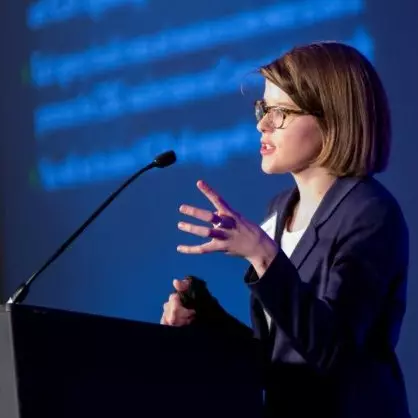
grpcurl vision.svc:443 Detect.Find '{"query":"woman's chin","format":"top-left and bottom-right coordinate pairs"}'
top-left (261, 159), bottom-right (287, 174)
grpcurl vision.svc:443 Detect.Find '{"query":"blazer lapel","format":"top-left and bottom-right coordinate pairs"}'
top-left (272, 176), bottom-right (364, 270)
top-left (273, 188), bottom-right (299, 242)
top-left (289, 226), bottom-right (318, 269)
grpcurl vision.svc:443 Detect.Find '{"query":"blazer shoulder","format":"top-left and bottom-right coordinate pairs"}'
top-left (350, 177), bottom-right (405, 221)
top-left (340, 177), bottom-right (409, 259)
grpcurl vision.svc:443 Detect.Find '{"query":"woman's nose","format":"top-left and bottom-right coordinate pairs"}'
top-left (256, 116), bottom-right (271, 133)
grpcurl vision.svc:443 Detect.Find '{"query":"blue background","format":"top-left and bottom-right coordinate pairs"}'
top-left (1, 0), bottom-right (417, 413)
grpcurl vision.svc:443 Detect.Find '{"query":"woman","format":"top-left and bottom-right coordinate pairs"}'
top-left (160, 42), bottom-right (410, 418)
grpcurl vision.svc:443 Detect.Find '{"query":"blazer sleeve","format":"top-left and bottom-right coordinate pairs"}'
top-left (187, 281), bottom-right (254, 340)
top-left (244, 197), bottom-right (408, 373)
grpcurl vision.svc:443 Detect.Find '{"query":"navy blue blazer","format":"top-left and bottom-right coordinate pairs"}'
top-left (241, 175), bottom-right (410, 418)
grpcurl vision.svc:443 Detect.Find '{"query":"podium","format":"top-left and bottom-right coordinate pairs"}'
top-left (0, 303), bottom-right (263, 418)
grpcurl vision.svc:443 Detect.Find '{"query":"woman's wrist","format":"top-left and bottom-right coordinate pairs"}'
top-left (246, 239), bottom-right (279, 278)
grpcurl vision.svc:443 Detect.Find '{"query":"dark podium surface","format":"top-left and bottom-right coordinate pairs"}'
top-left (0, 303), bottom-right (263, 418)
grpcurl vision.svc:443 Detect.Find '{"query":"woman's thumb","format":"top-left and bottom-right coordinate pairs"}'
top-left (173, 278), bottom-right (190, 292)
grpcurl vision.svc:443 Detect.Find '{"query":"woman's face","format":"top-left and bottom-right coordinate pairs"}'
top-left (257, 80), bottom-right (323, 175)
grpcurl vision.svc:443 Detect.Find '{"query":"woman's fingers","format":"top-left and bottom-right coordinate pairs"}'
top-left (177, 222), bottom-right (228, 239)
top-left (161, 293), bottom-right (196, 326)
top-left (196, 180), bottom-right (235, 215)
top-left (177, 239), bottom-right (226, 254)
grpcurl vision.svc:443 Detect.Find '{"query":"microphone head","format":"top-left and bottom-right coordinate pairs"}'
top-left (154, 150), bottom-right (177, 168)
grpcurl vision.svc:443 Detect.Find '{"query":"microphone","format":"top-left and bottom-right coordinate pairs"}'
top-left (154, 150), bottom-right (176, 168)
top-left (6, 150), bottom-right (177, 306)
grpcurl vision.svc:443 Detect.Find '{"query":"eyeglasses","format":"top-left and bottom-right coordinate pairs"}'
top-left (254, 99), bottom-right (313, 129)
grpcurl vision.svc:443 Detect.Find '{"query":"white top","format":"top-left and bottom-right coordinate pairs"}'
top-left (280, 227), bottom-right (306, 258)
top-left (263, 224), bottom-right (306, 329)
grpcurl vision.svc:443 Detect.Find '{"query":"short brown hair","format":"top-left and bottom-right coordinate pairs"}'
top-left (259, 42), bottom-right (391, 176)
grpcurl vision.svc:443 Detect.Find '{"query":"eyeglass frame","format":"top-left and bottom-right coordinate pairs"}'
top-left (254, 99), bottom-right (320, 129)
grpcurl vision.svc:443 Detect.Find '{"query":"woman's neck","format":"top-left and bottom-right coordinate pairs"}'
top-left (287, 167), bottom-right (337, 232)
